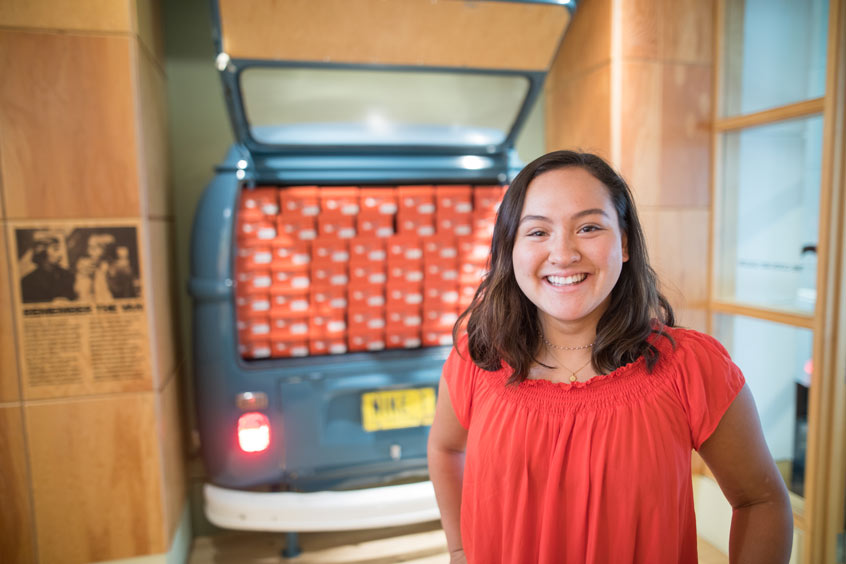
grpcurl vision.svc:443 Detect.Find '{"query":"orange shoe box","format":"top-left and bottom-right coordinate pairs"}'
top-left (436, 185), bottom-right (473, 214)
top-left (310, 314), bottom-right (347, 339)
top-left (350, 261), bottom-right (386, 285)
top-left (278, 216), bottom-right (317, 241)
top-left (423, 309), bottom-right (459, 332)
top-left (422, 328), bottom-right (453, 347)
top-left (269, 287), bottom-right (309, 316)
top-left (237, 270), bottom-right (273, 293)
top-left (473, 185), bottom-right (504, 214)
top-left (271, 239), bottom-right (311, 270)
top-left (350, 237), bottom-right (387, 262)
top-left (320, 187), bottom-right (360, 216)
top-left (348, 330), bottom-right (387, 352)
top-left (270, 314), bottom-right (310, 341)
top-left (437, 215), bottom-right (473, 236)
top-left (424, 261), bottom-right (459, 282)
top-left (269, 267), bottom-right (310, 292)
top-left (397, 212), bottom-right (435, 237)
top-left (360, 187), bottom-right (398, 215)
top-left (386, 306), bottom-right (423, 330)
top-left (238, 210), bottom-right (277, 241)
top-left (310, 286), bottom-right (347, 315)
top-left (280, 186), bottom-right (319, 217)
top-left (397, 185), bottom-right (435, 214)
top-left (240, 338), bottom-right (272, 359)
top-left (386, 280), bottom-right (423, 306)
top-left (348, 306), bottom-right (386, 331)
top-left (241, 187), bottom-right (280, 215)
top-left (386, 259), bottom-right (423, 285)
top-left (422, 234), bottom-right (458, 261)
top-left (271, 339), bottom-right (309, 358)
top-left (237, 314), bottom-right (271, 341)
top-left (403, 263), bottom-right (425, 284)
top-left (356, 214), bottom-right (394, 238)
top-left (312, 237), bottom-right (349, 264)
top-left (236, 239), bottom-right (273, 270)
top-left (386, 329), bottom-right (422, 349)
top-left (310, 336), bottom-right (348, 356)
top-left (471, 214), bottom-right (496, 240)
top-left (387, 234), bottom-right (422, 261)
top-left (317, 214), bottom-right (356, 239)
top-left (385, 280), bottom-right (423, 306)
top-left (236, 293), bottom-right (271, 317)
top-left (458, 236), bottom-right (491, 264)
top-left (348, 283), bottom-right (386, 308)
top-left (423, 282), bottom-right (459, 308)
top-left (310, 262), bottom-right (349, 288)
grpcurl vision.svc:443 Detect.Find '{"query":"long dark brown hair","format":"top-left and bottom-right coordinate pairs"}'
top-left (454, 150), bottom-right (675, 383)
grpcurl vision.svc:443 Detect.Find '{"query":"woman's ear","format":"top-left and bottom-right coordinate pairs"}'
top-left (622, 232), bottom-right (630, 262)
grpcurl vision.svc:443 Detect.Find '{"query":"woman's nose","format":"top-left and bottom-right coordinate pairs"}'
top-left (547, 234), bottom-right (579, 264)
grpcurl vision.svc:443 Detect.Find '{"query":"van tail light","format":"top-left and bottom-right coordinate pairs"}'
top-left (238, 412), bottom-right (270, 453)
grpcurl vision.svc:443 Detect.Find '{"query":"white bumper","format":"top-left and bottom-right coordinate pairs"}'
top-left (204, 480), bottom-right (441, 532)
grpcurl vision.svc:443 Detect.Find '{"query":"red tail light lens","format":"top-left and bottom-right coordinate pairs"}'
top-left (238, 412), bottom-right (270, 453)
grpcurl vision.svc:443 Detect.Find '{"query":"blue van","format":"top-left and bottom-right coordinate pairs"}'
top-left (189, 0), bottom-right (574, 554)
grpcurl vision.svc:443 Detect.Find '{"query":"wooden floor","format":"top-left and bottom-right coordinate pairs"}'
top-left (188, 520), bottom-right (729, 563)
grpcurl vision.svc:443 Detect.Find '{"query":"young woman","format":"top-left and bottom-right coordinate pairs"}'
top-left (427, 151), bottom-right (793, 563)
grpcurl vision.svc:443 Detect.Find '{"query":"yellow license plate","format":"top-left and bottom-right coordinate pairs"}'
top-left (361, 387), bottom-right (436, 432)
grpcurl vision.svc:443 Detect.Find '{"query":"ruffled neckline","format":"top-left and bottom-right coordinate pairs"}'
top-left (520, 354), bottom-right (648, 390)
top-left (483, 336), bottom-right (678, 413)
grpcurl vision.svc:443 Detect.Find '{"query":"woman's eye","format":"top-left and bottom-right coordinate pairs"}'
top-left (527, 229), bottom-right (546, 237)
top-left (579, 225), bottom-right (601, 234)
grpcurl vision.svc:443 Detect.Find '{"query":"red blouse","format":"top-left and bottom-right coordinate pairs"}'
top-left (443, 327), bottom-right (744, 564)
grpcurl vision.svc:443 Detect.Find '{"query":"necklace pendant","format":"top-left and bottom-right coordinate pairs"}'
top-left (569, 374), bottom-right (577, 383)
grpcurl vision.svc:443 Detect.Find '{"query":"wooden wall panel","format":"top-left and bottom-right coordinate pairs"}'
top-left (137, 44), bottom-right (171, 218)
top-left (0, 223), bottom-right (21, 403)
top-left (26, 393), bottom-right (166, 563)
top-left (547, 0), bottom-right (612, 82)
top-left (219, 0), bottom-right (569, 71)
top-left (0, 31), bottom-right (140, 219)
top-left (660, 63), bottom-right (712, 208)
top-left (545, 66), bottom-right (612, 158)
top-left (618, 61), bottom-right (662, 205)
top-left (620, 0), bottom-right (660, 59)
top-left (0, 406), bottom-right (36, 564)
top-left (0, 0), bottom-right (132, 33)
top-left (660, 0), bottom-right (714, 64)
top-left (148, 219), bottom-right (180, 389)
top-left (640, 208), bottom-right (709, 311)
top-left (158, 374), bottom-right (187, 540)
top-left (618, 62), bottom-right (711, 208)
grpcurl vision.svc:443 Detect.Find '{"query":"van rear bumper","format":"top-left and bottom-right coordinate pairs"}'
top-left (204, 480), bottom-right (440, 531)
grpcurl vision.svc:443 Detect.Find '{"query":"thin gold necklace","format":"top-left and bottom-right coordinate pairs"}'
top-left (540, 332), bottom-right (594, 351)
top-left (544, 342), bottom-right (593, 383)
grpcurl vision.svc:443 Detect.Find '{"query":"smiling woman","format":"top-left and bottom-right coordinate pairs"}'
top-left (427, 150), bottom-right (794, 564)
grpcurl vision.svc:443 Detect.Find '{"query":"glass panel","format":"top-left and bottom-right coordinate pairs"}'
top-left (240, 67), bottom-right (530, 148)
top-left (715, 115), bottom-right (823, 311)
top-left (713, 314), bottom-right (812, 496)
top-left (722, 0), bottom-right (828, 117)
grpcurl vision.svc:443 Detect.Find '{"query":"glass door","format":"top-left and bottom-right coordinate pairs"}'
top-left (712, 0), bottom-right (846, 561)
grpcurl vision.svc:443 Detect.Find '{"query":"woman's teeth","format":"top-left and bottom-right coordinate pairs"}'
top-left (546, 274), bottom-right (587, 286)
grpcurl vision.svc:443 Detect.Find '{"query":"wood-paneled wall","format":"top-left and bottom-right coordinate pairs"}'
top-left (0, 1), bottom-right (184, 562)
top-left (546, 0), bottom-right (713, 331)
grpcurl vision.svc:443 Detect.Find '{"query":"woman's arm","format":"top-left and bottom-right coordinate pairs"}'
top-left (698, 384), bottom-right (794, 563)
top-left (427, 375), bottom-right (469, 562)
